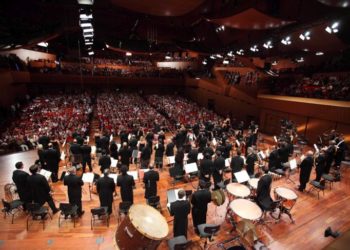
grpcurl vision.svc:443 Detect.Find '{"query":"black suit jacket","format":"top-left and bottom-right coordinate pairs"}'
top-left (12, 170), bottom-right (31, 202)
top-left (28, 173), bottom-right (51, 205)
top-left (170, 200), bottom-right (191, 237)
top-left (81, 145), bottom-right (92, 160)
top-left (99, 155), bottom-right (111, 172)
top-left (231, 156), bottom-right (244, 173)
top-left (96, 176), bottom-right (115, 206)
top-left (64, 174), bottom-right (83, 202)
top-left (256, 174), bottom-right (273, 210)
top-left (117, 174), bottom-right (135, 203)
top-left (143, 170), bottom-right (159, 198)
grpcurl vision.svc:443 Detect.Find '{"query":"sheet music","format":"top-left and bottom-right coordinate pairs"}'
top-left (110, 158), bottom-right (118, 167)
top-left (225, 158), bottom-right (231, 167)
top-left (166, 189), bottom-right (186, 210)
top-left (234, 170), bottom-right (250, 183)
top-left (167, 156), bottom-right (175, 164)
top-left (101, 173), bottom-right (118, 183)
top-left (91, 145), bottom-right (96, 154)
top-left (289, 158), bottom-right (297, 170)
top-left (258, 151), bottom-right (266, 160)
top-left (198, 153), bottom-right (204, 160)
top-left (127, 171), bottom-right (138, 180)
top-left (184, 162), bottom-right (198, 174)
top-left (82, 172), bottom-right (94, 183)
top-left (39, 169), bottom-right (52, 181)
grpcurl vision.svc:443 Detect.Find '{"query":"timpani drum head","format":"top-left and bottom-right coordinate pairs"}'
top-left (229, 199), bottom-right (262, 221)
top-left (248, 178), bottom-right (259, 190)
top-left (226, 183), bottom-right (251, 198)
top-left (275, 187), bottom-right (298, 200)
top-left (129, 204), bottom-right (169, 240)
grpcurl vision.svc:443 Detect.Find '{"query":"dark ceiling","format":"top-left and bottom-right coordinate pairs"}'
top-left (0, 0), bottom-right (349, 59)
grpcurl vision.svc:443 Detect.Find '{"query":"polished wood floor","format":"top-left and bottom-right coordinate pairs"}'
top-left (0, 138), bottom-right (349, 250)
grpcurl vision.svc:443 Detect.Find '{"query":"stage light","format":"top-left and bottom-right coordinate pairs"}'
top-left (325, 22), bottom-right (339, 33)
top-left (80, 14), bottom-right (93, 20)
top-left (202, 59), bottom-right (207, 65)
top-left (126, 52), bottom-right (132, 57)
top-left (281, 36), bottom-right (291, 45)
top-left (77, 0), bottom-right (94, 5)
top-left (105, 44), bottom-right (109, 48)
top-left (88, 51), bottom-right (94, 55)
top-left (299, 31), bottom-right (311, 40)
top-left (80, 22), bottom-right (92, 28)
top-left (216, 25), bottom-right (225, 32)
top-left (216, 54), bottom-right (223, 58)
top-left (236, 49), bottom-right (244, 55)
top-left (250, 45), bottom-right (259, 52)
top-left (316, 51), bottom-right (324, 56)
top-left (303, 48), bottom-right (309, 52)
top-left (37, 42), bottom-right (49, 47)
top-left (263, 41), bottom-right (273, 49)
top-left (271, 60), bottom-right (277, 65)
top-left (83, 28), bottom-right (94, 33)
top-left (210, 55), bottom-right (216, 59)
top-left (227, 51), bottom-right (234, 57)
top-left (296, 57), bottom-right (304, 63)
top-left (85, 42), bottom-right (93, 45)
top-left (223, 59), bottom-right (229, 65)
top-left (83, 33), bottom-right (94, 38)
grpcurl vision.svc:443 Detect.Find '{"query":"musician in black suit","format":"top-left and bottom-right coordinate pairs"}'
top-left (335, 135), bottom-right (346, 168)
top-left (143, 165), bottom-right (159, 199)
top-left (268, 146), bottom-right (281, 171)
top-left (246, 147), bottom-right (258, 177)
top-left (38, 135), bottom-right (50, 149)
top-left (118, 142), bottom-right (131, 169)
top-left (165, 139), bottom-right (175, 157)
top-left (12, 162), bottom-right (31, 208)
top-left (278, 142), bottom-right (290, 164)
top-left (213, 151), bottom-right (225, 189)
top-left (43, 143), bottom-right (60, 182)
top-left (187, 147), bottom-right (198, 164)
top-left (170, 189), bottom-right (191, 238)
top-left (314, 150), bottom-right (326, 182)
top-left (140, 143), bottom-right (151, 169)
top-left (37, 144), bottom-right (46, 169)
top-left (27, 164), bottom-right (59, 213)
top-left (325, 141), bottom-right (336, 174)
top-left (256, 166), bottom-right (273, 210)
top-left (298, 151), bottom-right (314, 192)
top-left (231, 149), bottom-right (244, 181)
top-left (99, 151), bottom-right (111, 173)
top-left (154, 140), bottom-right (165, 169)
top-left (199, 153), bottom-right (213, 183)
top-left (81, 140), bottom-right (92, 172)
top-left (117, 166), bottom-right (135, 204)
top-left (96, 169), bottom-right (116, 214)
top-left (191, 180), bottom-right (212, 234)
top-left (63, 167), bottom-right (84, 216)
top-left (70, 139), bottom-right (82, 164)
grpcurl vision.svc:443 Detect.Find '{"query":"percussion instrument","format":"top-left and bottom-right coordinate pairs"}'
top-left (226, 183), bottom-right (250, 199)
top-left (115, 204), bottom-right (168, 250)
top-left (229, 199), bottom-right (262, 221)
top-left (274, 187), bottom-right (298, 223)
top-left (211, 189), bottom-right (226, 206)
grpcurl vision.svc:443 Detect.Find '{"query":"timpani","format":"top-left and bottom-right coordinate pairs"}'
top-left (274, 187), bottom-right (298, 223)
top-left (226, 183), bottom-right (251, 200)
top-left (229, 199), bottom-right (262, 222)
top-left (115, 204), bottom-right (169, 250)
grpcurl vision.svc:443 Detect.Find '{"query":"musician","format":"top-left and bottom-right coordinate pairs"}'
top-left (38, 135), bottom-right (50, 149)
top-left (199, 153), bottom-right (213, 183)
top-left (43, 143), bottom-right (60, 182)
top-left (154, 139), bottom-right (165, 169)
top-left (325, 141), bottom-right (336, 174)
top-left (245, 131), bottom-right (254, 156)
top-left (187, 147), bottom-right (198, 164)
top-left (118, 142), bottom-right (131, 169)
top-left (213, 150), bottom-right (225, 189)
top-left (256, 166), bottom-right (273, 211)
top-left (12, 162), bottom-right (31, 209)
top-left (140, 143), bottom-right (152, 169)
top-left (231, 149), bottom-right (244, 181)
top-left (335, 135), bottom-right (347, 168)
top-left (37, 144), bottom-right (46, 169)
top-left (246, 147), bottom-right (258, 177)
top-left (145, 131), bottom-right (154, 152)
top-left (27, 164), bottom-right (59, 214)
top-left (100, 133), bottom-right (110, 153)
top-left (128, 135), bottom-right (138, 164)
top-left (170, 189), bottom-right (191, 238)
top-left (99, 150), bottom-right (111, 173)
top-left (222, 139), bottom-right (232, 159)
top-left (268, 146), bottom-right (281, 171)
top-left (203, 142), bottom-right (214, 157)
top-left (117, 166), bottom-right (135, 204)
top-left (315, 150), bottom-right (326, 182)
top-left (165, 139), bottom-right (175, 157)
top-left (96, 169), bottom-right (115, 214)
top-left (191, 180), bottom-right (212, 234)
top-left (143, 165), bottom-right (159, 199)
top-left (298, 151), bottom-right (314, 192)
top-left (278, 142), bottom-right (290, 165)
top-left (63, 167), bottom-right (84, 216)
top-left (110, 141), bottom-right (119, 160)
top-left (70, 139), bottom-right (82, 164)
top-left (119, 129), bottom-right (129, 144)
top-left (81, 140), bottom-right (92, 173)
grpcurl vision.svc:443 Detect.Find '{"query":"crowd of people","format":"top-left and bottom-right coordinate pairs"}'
top-left (272, 74), bottom-right (350, 100)
top-left (0, 54), bottom-right (27, 71)
top-left (0, 93), bottom-right (92, 153)
top-left (224, 70), bottom-right (259, 87)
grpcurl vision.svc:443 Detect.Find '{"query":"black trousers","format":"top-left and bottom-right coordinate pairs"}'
top-left (82, 158), bottom-right (92, 172)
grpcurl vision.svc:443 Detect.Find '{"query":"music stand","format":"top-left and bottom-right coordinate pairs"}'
top-left (39, 169), bottom-right (52, 181)
top-left (167, 156), bottom-right (175, 166)
top-left (234, 170), bottom-right (250, 184)
top-left (82, 172), bottom-right (94, 200)
top-left (286, 159), bottom-right (297, 184)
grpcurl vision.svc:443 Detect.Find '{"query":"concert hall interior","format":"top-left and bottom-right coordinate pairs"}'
top-left (1, 0), bottom-right (350, 250)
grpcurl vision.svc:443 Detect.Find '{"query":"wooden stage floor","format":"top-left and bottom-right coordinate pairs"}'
top-left (0, 149), bottom-right (349, 250)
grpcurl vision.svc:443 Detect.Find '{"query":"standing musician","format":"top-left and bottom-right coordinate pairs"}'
top-left (117, 166), bottom-right (135, 204)
top-left (335, 134), bottom-right (347, 168)
top-left (96, 169), bottom-right (115, 214)
top-left (213, 150), bottom-right (225, 189)
top-left (191, 180), bottom-right (212, 234)
top-left (199, 153), bottom-right (213, 183)
top-left (63, 167), bottom-right (84, 216)
top-left (118, 142), bottom-right (132, 170)
top-left (231, 149), bottom-right (244, 182)
top-left (325, 141), bottom-right (336, 174)
top-left (170, 189), bottom-right (191, 238)
top-left (298, 151), bottom-right (314, 192)
top-left (143, 165), bottom-right (159, 199)
top-left (154, 139), bottom-right (165, 170)
top-left (314, 149), bottom-right (326, 182)
top-left (81, 140), bottom-right (92, 173)
top-left (43, 143), bottom-right (61, 182)
top-left (99, 150), bottom-right (111, 173)
top-left (246, 147), bottom-right (258, 177)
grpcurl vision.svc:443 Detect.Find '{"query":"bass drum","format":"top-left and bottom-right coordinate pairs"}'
top-left (115, 204), bottom-right (169, 250)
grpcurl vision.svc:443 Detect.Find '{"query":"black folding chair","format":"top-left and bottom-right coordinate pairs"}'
top-left (2, 199), bottom-right (24, 224)
top-left (58, 203), bottom-right (78, 227)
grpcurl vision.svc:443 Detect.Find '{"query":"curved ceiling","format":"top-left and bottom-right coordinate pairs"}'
top-left (210, 8), bottom-right (294, 30)
top-left (110, 0), bottom-right (205, 16)
top-left (317, 0), bottom-right (350, 8)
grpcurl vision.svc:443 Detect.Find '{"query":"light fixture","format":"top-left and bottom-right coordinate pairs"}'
top-left (271, 60), bottom-right (277, 66)
top-left (37, 42), bottom-right (49, 47)
top-left (223, 59), bottom-right (229, 65)
top-left (315, 51), bottom-right (324, 56)
top-left (281, 36), bottom-right (291, 45)
top-left (216, 25), bottom-right (225, 32)
top-left (77, 0), bottom-right (94, 5)
top-left (126, 52), bottom-right (132, 57)
top-left (250, 45), bottom-right (259, 52)
top-left (236, 49), bottom-right (244, 55)
top-left (296, 57), bottom-right (304, 63)
top-left (80, 21), bottom-right (92, 28)
top-left (202, 59), bottom-right (207, 65)
top-left (216, 54), bottom-right (223, 58)
top-left (83, 33), bottom-right (94, 38)
top-left (263, 41), bottom-right (273, 49)
top-left (303, 48), bottom-right (309, 52)
top-left (299, 31), bottom-right (311, 40)
top-left (85, 42), bottom-right (93, 45)
top-left (227, 51), bottom-right (234, 57)
top-left (210, 55), bottom-right (216, 59)
top-left (83, 28), bottom-right (94, 33)
top-left (325, 22), bottom-right (339, 34)
top-left (88, 51), bottom-right (94, 56)
top-left (80, 14), bottom-right (93, 20)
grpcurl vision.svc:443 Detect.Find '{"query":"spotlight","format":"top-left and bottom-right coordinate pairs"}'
top-left (126, 52), bottom-right (132, 57)
top-left (88, 51), bottom-right (94, 56)
top-left (216, 54), bottom-right (223, 58)
top-left (37, 42), bottom-right (48, 47)
top-left (236, 49), bottom-right (244, 55)
top-left (296, 57), bottom-right (304, 63)
top-left (299, 31), bottom-right (311, 40)
top-left (271, 60), bottom-right (277, 65)
top-left (281, 36), bottom-right (291, 45)
top-left (315, 51), bottom-right (324, 56)
top-left (202, 59), bottom-right (207, 65)
top-left (210, 55), bottom-right (216, 59)
top-left (263, 41), bottom-right (273, 49)
top-left (223, 59), bottom-right (229, 65)
top-left (80, 14), bottom-right (93, 20)
top-left (227, 51), bottom-right (234, 57)
top-left (325, 22), bottom-right (339, 33)
top-left (250, 45), bottom-right (259, 52)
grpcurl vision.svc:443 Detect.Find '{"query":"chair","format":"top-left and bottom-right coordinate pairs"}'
top-left (90, 206), bottom-right (109, 230)
top-left (2, 199), bottom-right (24, 224)
top-left (147, 196), bottom-right (161, 211)
top-left (322, 174), bottom-right (335, 190)
top-left (198, 224), bottom-right (220, 249)
top-left (26, 203), bottom-right (51, 230)
top-left (258, 200), bottom-right (281, 228)
top-left (169, 167), bottom-right (184, 185)
top-left (118, 201), bottom-right (132, 225)
top-left (308, 180), bottom-right (325, 200)
top-left (58, 203), bottom-right (78, 227)
top-left (168, 235), bottom-right (192, 250)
